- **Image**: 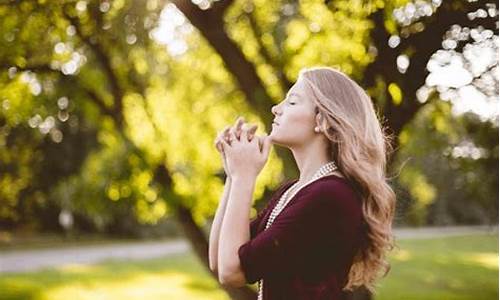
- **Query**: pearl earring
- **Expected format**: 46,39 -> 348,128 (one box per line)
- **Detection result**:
314,126 -> 320,133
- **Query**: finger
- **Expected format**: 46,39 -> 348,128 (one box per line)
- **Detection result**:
228,127 -> 237,144
216,126 -> 228,142
232,127 -> 241,145
215,138 -> 222,152
247,124 -> 258,141
222,126 -> 231,143
235,117 -> 245,140
221,142 -> 227,155
218,137 -> 227,153
214,132 -> 224,152
240,123 -> 249,141
221,135 -> 231,150
249,132 -> 260,149
234,116 -> 245,128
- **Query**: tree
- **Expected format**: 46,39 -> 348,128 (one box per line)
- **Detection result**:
167,0 -> 498,298
0,1 -> 497,299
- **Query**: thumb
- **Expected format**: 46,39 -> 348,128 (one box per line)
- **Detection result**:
257,135 -> 264,152
260,134 -> 272,158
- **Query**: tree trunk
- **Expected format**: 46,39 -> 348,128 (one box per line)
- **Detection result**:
168,2 -> 377,299
174,202 -> 258,300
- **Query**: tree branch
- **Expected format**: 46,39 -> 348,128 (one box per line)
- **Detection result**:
170,0 -> 276,126
211,0 -> 236,17
245,10 -> 293,93
62,8 -> 124,126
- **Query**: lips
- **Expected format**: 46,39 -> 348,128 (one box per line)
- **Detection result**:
273,121 -> 279,125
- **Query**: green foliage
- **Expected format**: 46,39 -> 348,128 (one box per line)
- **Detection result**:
51,132 -> 170,229
393,99 -> 498,225
0,0 -> 290,231
0,0 -> 497,234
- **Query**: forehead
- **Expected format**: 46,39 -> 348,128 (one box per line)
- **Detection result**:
286,77 -> 307,98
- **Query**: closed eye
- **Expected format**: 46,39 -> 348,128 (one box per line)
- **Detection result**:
287,94 -> 298,105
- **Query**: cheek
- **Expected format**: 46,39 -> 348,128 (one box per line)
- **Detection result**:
288,109 -> 309,123
290,110 -> 315,130
280,111 -> 315,136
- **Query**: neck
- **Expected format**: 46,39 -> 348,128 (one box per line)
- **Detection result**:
291,138 -> 332,183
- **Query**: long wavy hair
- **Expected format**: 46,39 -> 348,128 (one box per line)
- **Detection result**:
299,66 -> 397,294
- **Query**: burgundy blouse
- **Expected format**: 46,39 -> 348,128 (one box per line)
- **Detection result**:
238,174 -> 365,300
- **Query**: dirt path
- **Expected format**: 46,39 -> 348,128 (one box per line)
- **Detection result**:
393,224 -> 497,239
0,239 -> 189,273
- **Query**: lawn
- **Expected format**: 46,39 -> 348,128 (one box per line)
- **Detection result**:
0,250 -> 235,300
0,233 -> 496,300
375,233 -> 498,300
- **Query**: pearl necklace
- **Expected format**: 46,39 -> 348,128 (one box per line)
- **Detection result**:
257,161 -> 338,300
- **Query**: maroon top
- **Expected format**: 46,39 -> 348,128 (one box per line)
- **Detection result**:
238,174 -> 365,300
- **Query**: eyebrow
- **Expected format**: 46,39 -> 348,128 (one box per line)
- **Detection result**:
286,92 -> 301,99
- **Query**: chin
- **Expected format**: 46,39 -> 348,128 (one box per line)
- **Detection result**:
269,134 -> 285,147
269,131 -> 277,142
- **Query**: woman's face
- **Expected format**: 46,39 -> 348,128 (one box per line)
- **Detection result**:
270,76 -> 319,147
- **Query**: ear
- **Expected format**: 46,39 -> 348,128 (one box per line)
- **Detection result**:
315,108 -> 323,128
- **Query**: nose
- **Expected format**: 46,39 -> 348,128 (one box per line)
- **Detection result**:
271,103 -> 281,116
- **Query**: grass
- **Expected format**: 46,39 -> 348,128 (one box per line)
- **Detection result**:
0,233 -> 496,300
375,233 -> 498,300
0,251 -> 235,300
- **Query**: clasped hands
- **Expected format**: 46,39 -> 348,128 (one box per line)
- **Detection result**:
213,116 -> 272,180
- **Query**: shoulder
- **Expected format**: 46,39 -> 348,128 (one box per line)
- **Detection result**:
300,177 -> 364,231
300,176 -> 362,212
305,175 -> 357,196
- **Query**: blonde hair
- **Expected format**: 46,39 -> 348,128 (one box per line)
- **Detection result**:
299,66 -> 397,294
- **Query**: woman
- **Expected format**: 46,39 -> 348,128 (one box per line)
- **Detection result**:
209,66 -> 396,299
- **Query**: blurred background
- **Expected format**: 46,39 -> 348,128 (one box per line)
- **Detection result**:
0,0 -> 498,299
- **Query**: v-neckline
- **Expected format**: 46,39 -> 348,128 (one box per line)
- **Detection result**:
266,174 -> 348,221
281,174 -> 347,205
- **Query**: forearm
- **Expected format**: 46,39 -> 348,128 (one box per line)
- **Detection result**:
209,176 -> 232,272
218,176 -> 255,279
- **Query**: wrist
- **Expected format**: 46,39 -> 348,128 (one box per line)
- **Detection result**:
231,174 -> 257,184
